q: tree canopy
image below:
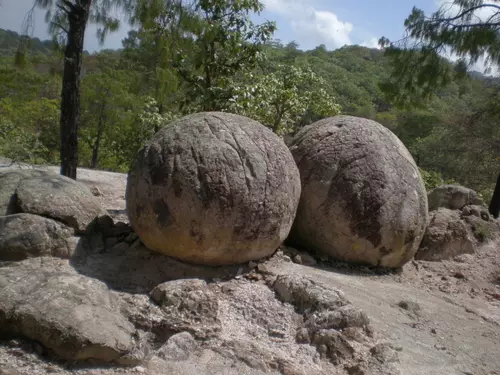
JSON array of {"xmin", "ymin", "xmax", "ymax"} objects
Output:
[
  {"xmin": 0, "ymin": 0, "xmax": 498, "ymax": 203},
  {"xmin": 380, "ymin": 0, "xmax": 500, "ymax": 214}
]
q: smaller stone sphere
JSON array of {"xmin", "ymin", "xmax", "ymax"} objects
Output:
[
  {"xmin": 288, "ymin": 115, "xmax": 428, "ymax": 268},
  {"xmin": 126, "ymin": 112, "xmax": 301, "ymax": 265}
]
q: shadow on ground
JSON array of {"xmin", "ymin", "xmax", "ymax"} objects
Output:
[{"xmin": 69, "ymin": 233, "xmax": 247, "ymax": 294}]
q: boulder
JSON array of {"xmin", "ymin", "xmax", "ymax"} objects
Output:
[
  {"xmin": 0, "ymin": 169, "xmax": 105, "ymax": 233},
  {"xmin": 0, "ymin": 257, "xmax": 139, "ymax": 364},
  {"xmin": 288, "ymin": 116, "xmax": 428, "ymax": 268},
  {"xmin": 0, "ymin": 213, "xmax": 77, "ymax": 261},
  {"xmin": 415, "ymin": 208, "xmax": 477, "ymax": 261},
  {"xmin": 126, "ymin": 112, "xmax": 301, "ymax": 265},
  {"xmin": 428, "ymin": 184, "xmax": 484, "ymax": 211}
]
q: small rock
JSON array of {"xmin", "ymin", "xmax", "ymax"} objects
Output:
[
  {"xmin": 453, "ymin": 271, "xmax": 466, "ymax": 279},
  {"xmin": 257, "ymin": 264, "xmax": 271, "ymax": 274},
  {"xmin": 245, "ymin": 272, "xmax": 263, "ymax": 281},
  {"xmin": 45, "ymin": 365, "xmax": 59, "ymax": 373},
  {"xmin": 454, "ymin": 254, "xmax": 475, "ymax": 263},
  {"xmin": 293, "ymin": 255, "xmax": 303, "ymax": 265},
  {"xmin": 248, "ymin": 260, "xmax": 257, "ymax": 268},
  {"xmin": 89, "ymin": 186, "xmax": 103, "ymax": 196},
  {"xmin": 431, "ymin": 328, "xmax": 437, "ymax": 334},
  {"xmin": 298, "ymin": 253, "xmax": 317, "ymax": 266},
  {"xmin": 125, "ymin": 232, "xmax": 139, "ymax": 243},
  {"xmin": 134, "ymin": 366, "xmax": 146, "ymax": 373},
  {"xmin": 295, "ymin": 328, "xmax": 310, "ymax": 344},
  {"xmin": 397, "ymin": 300, "xmax": 421, "ymax": 314},
  {"xmin": 439, "ymin": 285, "xmax": 451, "ymax": 293},
  {"xmin": 157, "ymin": 332, "xmax": 197, "ymax": 361}
]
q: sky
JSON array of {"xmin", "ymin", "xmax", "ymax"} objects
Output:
[{"xmin": 0, "ymin": 0, "xmax": 440, "ymax": 52}]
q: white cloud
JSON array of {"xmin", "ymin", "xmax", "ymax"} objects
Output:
[
  {"xmin": 360, "ymin": 37, "xmax": 381, "ymax": 49},
  {"xmin": 261, "ymin": 0, "xmax": 353, "ymax": 49}
]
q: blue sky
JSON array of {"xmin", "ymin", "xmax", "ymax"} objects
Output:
[{"xmin": 0, "ymin": 0, "xmax": 438, "ymax": 52}]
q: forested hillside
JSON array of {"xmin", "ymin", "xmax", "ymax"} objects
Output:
[{"xmin": 0, "ymin": 21, "xmax": 497, "ymax": 199}]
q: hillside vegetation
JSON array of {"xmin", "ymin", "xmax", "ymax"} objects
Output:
[{"xmin": 0, "ymin": 26, "xmax": 497, "ymax": 199}]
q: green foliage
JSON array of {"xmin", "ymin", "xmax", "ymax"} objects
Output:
[
  {"xmin": 0, "ymin": 0, "xmax": 497, "ymax": 201},
  {"xmin": 174, "ymin": 0, "xmax": 276, "ymax": 111},
  {"xmin": 0, "ymin": 97, "xmax": 60, "ymax": 164},
  {"xmin": 34, "ymin": 0, "xmax": 131, "ymax": 46},
  {"xmin": 379, "ymin": 1, "xmax": 500, "ymax": 203},
  {"xmin": 229, "ymin": 65, "xmax": 341, "ymax": 134},
  {"xmin": 419, "ymin": 168, "xmax": 456, "ymax": 192},
  {"xmin": 111, "ymin": 97, "xmax": 178, "ymax": 171},
  {"xmin": 472, "ymin": 221, "xmax": 496, "ymax": 243},
  {"xmin": 380, "ymin": 1, "xmax": 500, "ymax": 106}
]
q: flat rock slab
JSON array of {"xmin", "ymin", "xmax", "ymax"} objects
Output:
[
  {"xmin": 0, "ymin": 213, "xmax": 77, "ymax": 261},
  {"xmin": 0, "ymin": 257, "xmax": 139, "ymax": 364},
  {"xmin": 0, "ymin": 170, "xmax": 105, "ymax": 233}
]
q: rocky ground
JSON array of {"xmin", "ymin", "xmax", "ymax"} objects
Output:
[{"xmin": 0, "ymin": 160, "xmax": 499, "ymax": 375}]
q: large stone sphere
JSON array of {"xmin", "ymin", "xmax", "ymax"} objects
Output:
[
  {"xmin": 288, "ymin": 116, "xmax": 428, "ymax": 268},
  {"xmin": 126, "ymin": 112, "xmax": 301, "ymax": 265}
]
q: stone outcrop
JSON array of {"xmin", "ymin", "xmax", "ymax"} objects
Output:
[
  {"xmin": 0, "ymin": 257, "xmax": 140, "ymax": 364},
  {"xmin": 428, "ymin": 184, "xmax": 485, "ymax": 211},
  {"xmin": 0, "ymin": 213, "xmax": 77, "ymax": 261},
  {"xmin": 416, "ymin": 203, "xmax": 500, "ymax": 261},
  {"xmin": 0, "ymin": 169, "xmax": 105, "ymax": 233},
  {"xmin": 415, "ymin": 208, "xmax": 477, "ymax": 261}
]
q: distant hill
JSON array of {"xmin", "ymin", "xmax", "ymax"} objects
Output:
[{"xmin": 0, "ymin": 28, "xmax": 56, "ymax": 57}]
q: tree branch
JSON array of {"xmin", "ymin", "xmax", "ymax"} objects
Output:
[
  {"xmin": 50, "ymin": 20, "xmax": 68, "ymax": 33},
  {"xmin": 431, "ymin": 4, "xmax": 500, "ymax": 24}
]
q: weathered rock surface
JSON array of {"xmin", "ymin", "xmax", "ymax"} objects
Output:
[
  {"xmin": 461, "ymin": 204, "xmax": 500, "ymax": 242},
  {"xmin": 0, "ymin": 170, "xmax": 105, "ymax": 232},
  {"xmin": 428, "ymin": 185, "xmax": 484, "ymax": 211},
  {"xmin": 416, "ymin": 205, "xmax": 500, "ymax": 261},
  {"xmin": 150, "ymin": 279, "xmax": 221, "ymax": 339},
  {"xmin": 0, "ymin": 170, "xmax": 24, "ymax": 215},
  {"xmin": 126, "ymin": 112, "xmax": 301, "ymax": 265},
  {"xmin": 0, "ymin": 257, "xmax": 139, "ymax": 364},
  {"xmin": 0, "ymin": 213, "xmax": 77, "ymax": 261},
  {"xmin": 416, "ymin": 208, "xmax": 476, "ymax": 261},
  {"xmin": 156, "ymin": 332, "xmax": 198, "ymax": 361},
  {"xmin": 288, "ymin": 115, "xmax": 428, "ymax": 268}
]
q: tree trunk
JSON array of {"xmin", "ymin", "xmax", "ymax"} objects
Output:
[
  {"xmin": 59, "ymin": 0, "xmax": 91, "ymax": 179},
  {"xmin": 489, "ymin": 172, "xmax": 500, "ymax": 219},
  {"xmin": 90, "ymin": 104, "xmax": 105, "ymax": 169}
]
